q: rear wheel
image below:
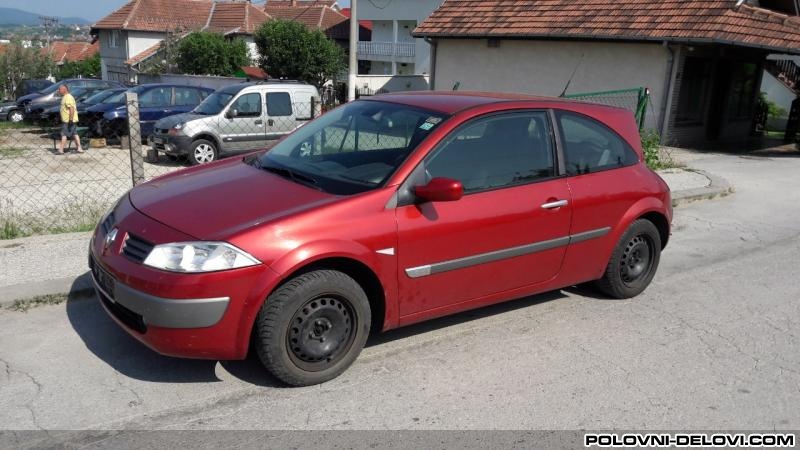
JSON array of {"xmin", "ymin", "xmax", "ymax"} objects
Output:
[
  {"xmin": 595, "ymin": 219, "xmax": 661, "ymax": 299},
  {"xmin": 254, "ymin": 270, "xmax": 371, "ymax": 386},
  {"xmin": 188, "ymin": 139, "xmax": 217, "ymax": 165}
]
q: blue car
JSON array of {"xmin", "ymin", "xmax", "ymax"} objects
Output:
[{"xmin": 84, "ymin": 84, "xmax": 214, "ymax": 140}]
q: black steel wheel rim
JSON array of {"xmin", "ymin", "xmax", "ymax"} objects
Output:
[
  {"xmin": 619, "ymin": 234, "xmax": 654, "ymax": 285},
  {"xmin": 286, "ymin": 295, "xmax": 357, "ymax": 372}
]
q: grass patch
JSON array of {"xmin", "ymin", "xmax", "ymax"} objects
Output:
[
  {"xmin": 0, "ymin": 147, "xmax": 26, "ymax": 158},
  {"xmin": 0, "ymin": 121, "xmax": 28, "ymax": 130},
  {"xmin": 6, "ymin": 293, "xmax": 68, "ymax": 312},
  {"xmin": 1, "ymin": 200, "xmax": 105, "ymax": 240},
  {"xmin": 641, "ymin": 129, "xmax": 683, "ymax": 170}
]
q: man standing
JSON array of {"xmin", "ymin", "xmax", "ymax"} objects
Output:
[{"xmin": 58, "ymin": 84, "xmax": 83, "ymax": 154}]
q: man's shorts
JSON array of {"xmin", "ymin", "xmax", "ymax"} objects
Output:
[{"xmin": 61, "ymin": 122, "xmax": 77, "ymax": 138}]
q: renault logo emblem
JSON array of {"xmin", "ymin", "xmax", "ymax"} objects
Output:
[{"xmin": 104, "ymin": 227, "xmax": 118, "ymax": 250}]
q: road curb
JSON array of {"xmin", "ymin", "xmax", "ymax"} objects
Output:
[
  {"xmin": 0, "ymin": 272, "xmax": 94, "ymax": 307},
  {"xmin": 671, "ymin": 169, "xmax": 733, "ymax": 207}
]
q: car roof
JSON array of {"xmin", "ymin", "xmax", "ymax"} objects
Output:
[{"xmin": 366, "ymin": 91, "xmax": 627, "ymax": 116}]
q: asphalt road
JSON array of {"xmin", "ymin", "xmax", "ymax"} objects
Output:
[{"xmin": 1, "ymin": 150, "xmax": 799, "ymax": 432}]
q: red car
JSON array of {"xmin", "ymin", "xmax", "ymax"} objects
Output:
[{"xmin": 90, "ymin": 92, "xmax": 671, "ymax": 386}]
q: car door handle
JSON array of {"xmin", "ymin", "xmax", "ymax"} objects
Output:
[
  {"xmin": 541, "ymin": 199, "xmax": 569, "ymax": 209},
  {"xmin": 267, "ymin": 119, "xmax": 274, "ymax": 126},
  {"xmin": 255, "ymin": 120, "xmax": 263, "ymax": 125}
]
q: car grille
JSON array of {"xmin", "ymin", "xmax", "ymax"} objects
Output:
[
  {"xmin": 122, "ymin": 234, "xmax": 155, "ymax": 263},
  {"xmin": 156, "ymin": 128, "xmax": 169, "ymax": 135}
]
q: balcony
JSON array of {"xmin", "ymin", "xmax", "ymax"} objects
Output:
[{"xmin": 357, "ymin": 41, "xmax": 415, "ymax": 59}]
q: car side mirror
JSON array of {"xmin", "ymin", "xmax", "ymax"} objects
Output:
[
  {"xmin": 414, "ymin": 177, "xmax": 464, "ymax": 203},
  {"xmin": 225, "ymin": 108, "xmax": 238, "ymax": 119}
]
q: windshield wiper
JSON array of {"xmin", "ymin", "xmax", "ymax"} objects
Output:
[{"xmin": 255, "ymin": 161, "xmax": 322, "ymax": 191}]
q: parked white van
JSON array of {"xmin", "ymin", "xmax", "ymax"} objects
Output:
[{"xmin": 151, "ymin": 81, "xmax": 320, "ymax": 165}]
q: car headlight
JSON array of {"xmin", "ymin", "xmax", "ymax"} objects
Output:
[
  {"xmin": 169, "ymin": 122, "xmax": 185, "ymax": 135},
  {"xmin": 143, "ymin": 242, "xmax": 260, "ymax": 273}
]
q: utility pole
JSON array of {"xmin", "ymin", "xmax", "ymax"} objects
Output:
[
  {"xmin": 348, "ymin": 0, "xmax": 358, "ymax": 101},
  {"xmin": 39, "ymin": 15, "xmax": 59, "ymax": 49}
]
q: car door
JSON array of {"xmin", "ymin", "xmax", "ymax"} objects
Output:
[
  {"xmin": 138, "ymin": 86, "xmax": 173, "ymax": 138},
  {"xmin": 395, "ymin": 111, "xmax": 573, "ymax": 316},
  {"xmin": 265, "ymin": 91, "xmax": 296, "ymax": 142},
  {"xmin": 219, "ymin": 92, "xmax": 267, "ymax": 152}
]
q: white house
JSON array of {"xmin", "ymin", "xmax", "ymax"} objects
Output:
[{"xmin": 355, "ymin": 0, "xmax": 444, "ymax": 76}]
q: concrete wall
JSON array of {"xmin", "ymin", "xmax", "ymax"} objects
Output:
[
  {"xmin": 127, "ymin": 31, "xmax": 166, "ymax": 58},
  {"xmin": 358, "ymin": 0, "xmax": 444, "ymax": 74},
  {"xmin": 137, "ymin": 73, "xmax": 246, "ymax": 90},
  {"xmin": 433, "ymin": 39, "xmax": 670, "ymax": 130},
  {"xmin": 354, "ymin": 74, "xmax": 430, "ymax": 93}
]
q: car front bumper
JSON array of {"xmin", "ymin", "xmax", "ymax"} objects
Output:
[
  {"xmin": 89, "ymin": 196, "xmax": 278, "ymax": 360},
  {"xmin": 150, "ymin": 132, "xmax": 193, "ymax": 155}
]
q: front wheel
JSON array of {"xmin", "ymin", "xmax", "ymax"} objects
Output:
[
  {"xmin": 8, "ymin": 110, "xmax": 23, "ymax": 123},
  {"xmin": 595, "ymin": 219, "xmax": 661, "ymax": 299},
  {"xmin": 188, "ymin": 139, "xmax": 217, "ymax": 165},
  {"xmin": 254, "ymin": 270, "xmax": 371, "ymax": 386}
]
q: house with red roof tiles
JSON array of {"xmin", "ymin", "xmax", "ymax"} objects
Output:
[{"xmin": 414, "ymin": 0, "xmax": 800, "ymax": 145}]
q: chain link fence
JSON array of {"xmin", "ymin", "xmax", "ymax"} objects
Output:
[
  {"xmin": 563, "ymin": 87, "xmax": 650, "ymax": 130},
  {"xmin": 0, "ymin": 89, "xmax": 321, "ymax": 239}
]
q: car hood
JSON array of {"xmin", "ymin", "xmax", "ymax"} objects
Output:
[
  {"xmin": 16, "ymin": 93, "xmax": 42, "ymax": 105},
  {"xmin": 129, "ymin": 158, "xmax": 339, "ymax": 240},
  {"xmin": 86, "ymin": 102, "xmax": 123, "ymax": 114},
  {"xmin": 155, "ymin": 113, "xmax": 204, "ymax": 129}
]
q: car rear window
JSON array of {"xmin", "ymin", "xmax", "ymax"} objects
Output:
[{"xmin": 556, "ymin": 111, "xmax": 638, "ymax": 175}]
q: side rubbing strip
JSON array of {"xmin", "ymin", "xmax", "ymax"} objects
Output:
[{"xmin": 404, "ymin": 226, "xmax": 611, "ymax": 279}]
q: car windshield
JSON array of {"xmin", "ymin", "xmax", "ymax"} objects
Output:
[
  {"xmin": 255, "ymin": 100, "xmax": 448, "ymax": 195},
  {"xmin": 103, "ymin": 91, "xmax": 128, "ymax": 104},
  {"xmin": 193, "ymin": 90, "xmax": 235, "ymax": 115},
  {"xmin": 38, "ymin": 82, "xmax": 63, "ymax": 95},
  {"xmin": 84, "ymin": 89, "xmax": 120, "ymax": 105}
]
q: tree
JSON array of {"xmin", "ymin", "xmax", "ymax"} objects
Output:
[
  {"xmin": 176, "ymin": 32, "xmax": 249, "ymax": 76},
  {"xmin": 56, "ymin": 53, "xmax": 101, "ymax": 79},
  {"xmin": 254, "ymin": 19, "xmax": 345, "ymax": 88},
  {"xmin": 0, "ymin": 39, "xmax": 53, "ymax": 99}
]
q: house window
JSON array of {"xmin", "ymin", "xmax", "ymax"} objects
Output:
[
  {"xmin": 727, "ymin": 63, "xmax": 757, "ymax": 120},
  {"xmin": 109, "ymin": 30, "xmax": 119, "ymax": 48},
  {"xmin": 676, "ymin": 57, "xmax": 711, "ymax": 125}
]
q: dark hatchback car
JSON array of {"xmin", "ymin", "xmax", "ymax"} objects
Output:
[
  {"xmin": 90, "ymin": 92, "xmax": 671, "ymax": 386},
  {"xmin": 84, "ymin": 84, "xmax": 213, "ymax": 140},
  {"xmin": 0, "ymin": 79, "xmax": 54, "ymax": 122},
  {"xmin": 39, "ymin": 88, "xmax": 127, "ymax": 126}
]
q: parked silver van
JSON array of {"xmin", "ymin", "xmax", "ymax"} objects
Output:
[{"xmin": 150, "ymin": 81, "xmax": 320, "ymax": 165}]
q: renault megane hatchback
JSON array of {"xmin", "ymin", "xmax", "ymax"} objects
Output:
[{"xmin": 90, "ymin": 92, "xmax": 672, "ymax": 386}]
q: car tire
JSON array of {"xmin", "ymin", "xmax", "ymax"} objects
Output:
[
  {"xmin": 254, "ymin": 270, "xmax": 371, "ymax": 386},
  {"xmin": 188, "ymin": 139, "xmax": 217, "ymax": 165},
  {"xmin": 8, "ymin": 110, "xmax": 23, "ymax": 123},
  {"xmin": 595, "ymin": 219, "xmax": 661, "ymax": 299}
]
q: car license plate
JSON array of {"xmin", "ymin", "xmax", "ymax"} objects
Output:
[{"xmin": 91, "ymin": 258, "xmax": 116, "ymax": 300}]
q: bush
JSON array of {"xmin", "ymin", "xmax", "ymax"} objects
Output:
[
  {"xmin": 641, "ymin": 129, "xmax": 662, "ymax": 170},
  {"xmin": 254, "ymin": 19, "xmax": 345, "ymax": 88},
  {"xmin": 176, "ymin": 32, "xmax": 250, "ymax": 76}
]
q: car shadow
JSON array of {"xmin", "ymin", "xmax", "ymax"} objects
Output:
[
  {"xmin": 67, "ymin": 276, "xmax": 592, "ymax": 387},
  {"xmin": 65, "ymin": 276, "xmax": 283, "ymax": 387}
]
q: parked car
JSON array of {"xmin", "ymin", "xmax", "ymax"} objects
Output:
[
  {"xmin": 85, "ymin": 84, "xmax": 213, "ymax": 141},
  {"xmin": 40, "ymin": 88, "xmax": 126, "ymax": 127},
  {"xmin": 89, "ymin": 92, "xmax": 672, "ymax": 386},
  {"xmin": 19, "ymin": 79, "xmax": 123, "ymax": 121},
  {"xmin": 0, "ymin": 79, "xmax": 54, "ymax": 122},
  {"xmin": 150, "ymin": 81, "xmax": 319, "ymax": 165},
  {"xmin": 24, "ymin": 86, "xmax": 115, "ymax": 125}
]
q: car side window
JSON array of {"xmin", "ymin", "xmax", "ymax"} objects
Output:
[
  {"xmin": 266, "ymin": 92, "xmax": 292, "ymax": 117},
  {"xmin": 139, "ymin": 87, "xmax": 172, "ymax": 108},
  {"xmin": 556, "ymin": 111, "xmax": 638, "ymax": 175},
  {"xmin": 425, "ymin": 111, "xmax": 556, "ymax": 194},
  {"xmin": 230, "ymin": 93, "xmax": 262, "ymax": 117},
  {"xmin": 174, "ymin": 87, "xmax": 202, "ymax": 106}
]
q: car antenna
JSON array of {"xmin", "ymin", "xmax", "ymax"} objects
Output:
[{"xmin": 559, "ymin": 53, "xmax": 585, "ymax": 98}]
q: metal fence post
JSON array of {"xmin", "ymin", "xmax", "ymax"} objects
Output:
[
  {"xmin": 126, "ymin": 92, "xmax": 145, "ymax": 186},
  {"xmin": 311, "ymin": 96, "xmax": 321, "ymax": 119}
]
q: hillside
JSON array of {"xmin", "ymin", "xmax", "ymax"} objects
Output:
[{"xmin": 0, "ymin": 7, "xmax": 89, "ymax": 26}]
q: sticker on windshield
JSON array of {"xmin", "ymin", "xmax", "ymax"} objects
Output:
[
  {"xmin": 425, "ymin": 117, "xmax": 442, "ymax": 125},
  {"xmin": 419, "ymin": 122, "xmax": 435, "ymax": 131}
]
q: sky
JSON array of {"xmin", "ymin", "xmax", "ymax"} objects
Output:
[{"xmin": 0, "ymin": 0, "xmax": 351, "ymax": 23}]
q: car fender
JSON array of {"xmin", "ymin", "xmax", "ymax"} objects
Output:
[{"xmin": 608, "ymin": 195, "xmax": 670, "ymax": 257}]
